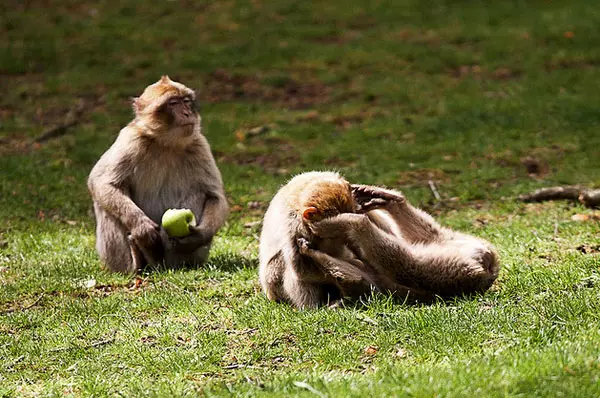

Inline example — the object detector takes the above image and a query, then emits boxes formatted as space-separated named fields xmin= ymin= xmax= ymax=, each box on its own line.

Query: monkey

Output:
xmin=258 ymin=171 xmax=425 ymax=309
xmin=259 ymin=172 xmax=370 ymax=308
xmin=88 ymin=76 xmax=229 ymax=273
xmin=259 ymin=171 xmax=499 ymax=308
xmin=310 ymin=184 xmax=500 ymax=298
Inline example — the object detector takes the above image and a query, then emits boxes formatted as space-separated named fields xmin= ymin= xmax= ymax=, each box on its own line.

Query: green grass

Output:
xmin=2 ymin=0 xmax=600 ymax=396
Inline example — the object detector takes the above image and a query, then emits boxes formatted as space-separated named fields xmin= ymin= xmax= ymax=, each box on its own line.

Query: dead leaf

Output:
xmin=520 ymin=156 xmax=549 ymax=177
xmin=576 ymin=245 xmax=600 ymax=254
xmin=244 ymin=221 xmax=261 ymax=229
xmin=571 ymin=214 xmax=590 ymax=222
xmin=364 ymin=345 xmax=378 ymax=355
xmin=564 ymin=31 xmax=575 ymax=39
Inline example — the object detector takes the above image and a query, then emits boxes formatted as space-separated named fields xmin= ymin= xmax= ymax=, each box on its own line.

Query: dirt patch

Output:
xmin=396 ymin=168 xmax=453 ymax=187
xmin=218 ymin=140 xmax=301 ymax=174
xmin=545 ymin=58 xmax=600 ymax=71
xmin=202 ymin=69 xmax=332 ymax=109
xmin=450 ymin=65 xmax=522 ymax=80
xmin=576 ymin=244 xmax=600 ymax=255
xmin=0 ymin=135 xmax=38 ymax=156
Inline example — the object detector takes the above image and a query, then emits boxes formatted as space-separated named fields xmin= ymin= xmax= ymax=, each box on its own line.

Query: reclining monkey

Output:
xmin=259 ymin=171 xmax=499 ymax=308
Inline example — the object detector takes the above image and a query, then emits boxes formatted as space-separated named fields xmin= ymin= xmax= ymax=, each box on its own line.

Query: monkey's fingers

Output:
xmin=296 ymin=237 xmax=311 ymax=254
xmin=352 ymin=184 xmax=404 ymax=202
xmin=356 ymin=198 xmax=388 ymax=213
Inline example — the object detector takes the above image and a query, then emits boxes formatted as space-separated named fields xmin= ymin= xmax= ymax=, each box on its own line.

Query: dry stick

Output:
xmin=518 ymin=186 xmax=581 ymax=202
xmin=5 ymin=355 xmax=25 ymax=370
xmin=518 ymin=186 xmax=600 ymax=208
xmin=428 ymin=180 xmax=441 ymax=202
xmin=33 ymin=100 xmax=86 ymax=144
xmin=49 ymin=332 xmax=116 ymax=353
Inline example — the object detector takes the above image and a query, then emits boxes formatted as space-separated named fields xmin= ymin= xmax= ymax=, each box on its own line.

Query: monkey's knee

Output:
xmin=97 ymin=239 xmax=136 ymax=274
xmin=95 ymin=220 xmax=137 ymax=274
xmin=163 ymin=243 xmax=211 ymax=268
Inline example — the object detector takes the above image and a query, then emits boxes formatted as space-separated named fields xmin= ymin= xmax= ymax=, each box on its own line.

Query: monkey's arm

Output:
xmin=88 ymin=142 xmax=163 ymax=258
xmin=296 ymin=238 xmax=377 ymax=294
xmin=88 ymin=150 xmax=148 ymax=231
xmin=353 ymin=184 xmax=443 ymax=244
xmin=196 ymin=191 xmax=229 ymax=236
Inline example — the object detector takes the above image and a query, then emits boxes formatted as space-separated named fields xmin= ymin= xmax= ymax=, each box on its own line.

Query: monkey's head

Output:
xmin=300 ymin=178 xmax=356 ymax=224
xmin=133 ymin=76 xmax=199 ymax=136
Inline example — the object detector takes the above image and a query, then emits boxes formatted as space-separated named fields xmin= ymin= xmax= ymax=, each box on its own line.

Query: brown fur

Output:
xmin=88 ymin=76 xmax=229 ymax=273
xmin=259 ymin=171 xmax=391 ymax=308
xmin=312 ymin=184 xmax=500 ymax=298
xmin=259 ymin=173 xmax=500 ymax=308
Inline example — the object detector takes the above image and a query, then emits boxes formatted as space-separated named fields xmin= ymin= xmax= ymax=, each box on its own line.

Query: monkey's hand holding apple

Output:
xmin=130 ymin=217 xmax=164 ymax=260
xmin=162 ymin=208 xmax=212 ymax=253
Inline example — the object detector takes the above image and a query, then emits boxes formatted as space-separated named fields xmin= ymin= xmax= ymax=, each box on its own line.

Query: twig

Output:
xmin=223 ymin=364 xmax=244 ymax=369
xmin=1 ymin=293 xmax=45 ymax=314
xmin=428 ymin=180 xmax=441 ymax=202
xmin=518 ymin=186 xmax=581 ymax=203
xmin=5 ymin=355 xmax=25 ymax=370
xmin=580 ymin=189 xmax=600 ymax=208
xmin=23 ymin=293 xmax=45 ymax=310
xmin=33 ymin=100 xmax=86 ymax=144
xmin=49 ymin=332 xmax=116 ymax=352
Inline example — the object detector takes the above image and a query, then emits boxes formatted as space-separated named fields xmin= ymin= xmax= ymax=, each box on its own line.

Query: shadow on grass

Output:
xmin=142 ymin=252 xmax=258 ymax=274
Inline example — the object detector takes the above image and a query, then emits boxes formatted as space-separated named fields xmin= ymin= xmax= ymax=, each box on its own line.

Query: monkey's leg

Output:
xmin=259 ymin=250 xmax=287 ymax=302
xmin=163 ymin=229 xmax=211 ymax=268
xmin=297 ymin=238 xmax=375 ymax=293
xmin=408 ymin=241 xmax=499 ymax=296
xmin=282 ymin=266 xmax=339 ymax=309
xmin=94 ymin=209 xmax=137 ymax=273
xmin=353 ymin=184 xmax=445 ymax=244
xmin=380 ymin=200 xmax=445 ymax=244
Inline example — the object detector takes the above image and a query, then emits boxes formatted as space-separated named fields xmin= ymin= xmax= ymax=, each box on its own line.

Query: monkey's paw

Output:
xmin=296 ymin=237 xmax=311 ymax=254
xmin=352 ymin=184 xmax=405 ymax=212
xmin=310 ymin=213 xmax=365 ymax=238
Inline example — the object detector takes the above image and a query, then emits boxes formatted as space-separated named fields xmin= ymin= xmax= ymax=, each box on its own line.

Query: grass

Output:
xmin=1 ymin=0 xmax=600 ymax=396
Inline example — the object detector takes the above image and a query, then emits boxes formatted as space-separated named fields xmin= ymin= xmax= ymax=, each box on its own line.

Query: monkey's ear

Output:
xmin=302 ymin=207 xmax=321 ymax=221
xmin=160 ymin=75 xmax=172 ymax=84
xmin=132 ymin=97 xmax=142 ymax=114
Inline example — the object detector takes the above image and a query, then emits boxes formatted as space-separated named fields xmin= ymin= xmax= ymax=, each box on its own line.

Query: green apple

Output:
xmin=161 ymin=208 xmax=197 ymax=237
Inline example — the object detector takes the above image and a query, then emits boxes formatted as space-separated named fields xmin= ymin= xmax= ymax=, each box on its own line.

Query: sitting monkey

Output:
xmin=88 ymin=76 xmax=229 ymax=273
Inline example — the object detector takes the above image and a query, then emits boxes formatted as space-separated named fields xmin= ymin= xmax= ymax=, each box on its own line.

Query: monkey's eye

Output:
xmin=168 ymin=99 xmax=180 ymax=106
xmin=183 ymin=98 xmax=192 ymax=105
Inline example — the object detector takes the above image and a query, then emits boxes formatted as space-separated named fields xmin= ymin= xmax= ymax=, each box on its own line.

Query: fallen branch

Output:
xmin=580 ymin=189 xmax=600 ymax=208
xmin=518 ymin=186 xmax=600 ymax=208
xmin=33 ymin=100 xmax=86 ymax=144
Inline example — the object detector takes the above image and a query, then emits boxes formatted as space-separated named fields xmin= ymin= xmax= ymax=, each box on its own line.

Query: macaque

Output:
xmin=88 ymin=76 xmax=229 ymax=273
xmin=312 ymin=185 xmax=500 ymax=298
xmin=259 ymin=172 xmax=500 ymax=309
xmin=259 ymin=171 xmax=389 ymax=309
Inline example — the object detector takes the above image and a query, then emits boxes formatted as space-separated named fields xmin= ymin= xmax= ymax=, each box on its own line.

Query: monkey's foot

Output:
xmin=352 ymin=184 xmax=405 ymax=212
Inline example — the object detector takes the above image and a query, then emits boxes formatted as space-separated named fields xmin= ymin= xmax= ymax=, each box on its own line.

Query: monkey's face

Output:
xmin=157 ymin=95 xmax=198 ymax=132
